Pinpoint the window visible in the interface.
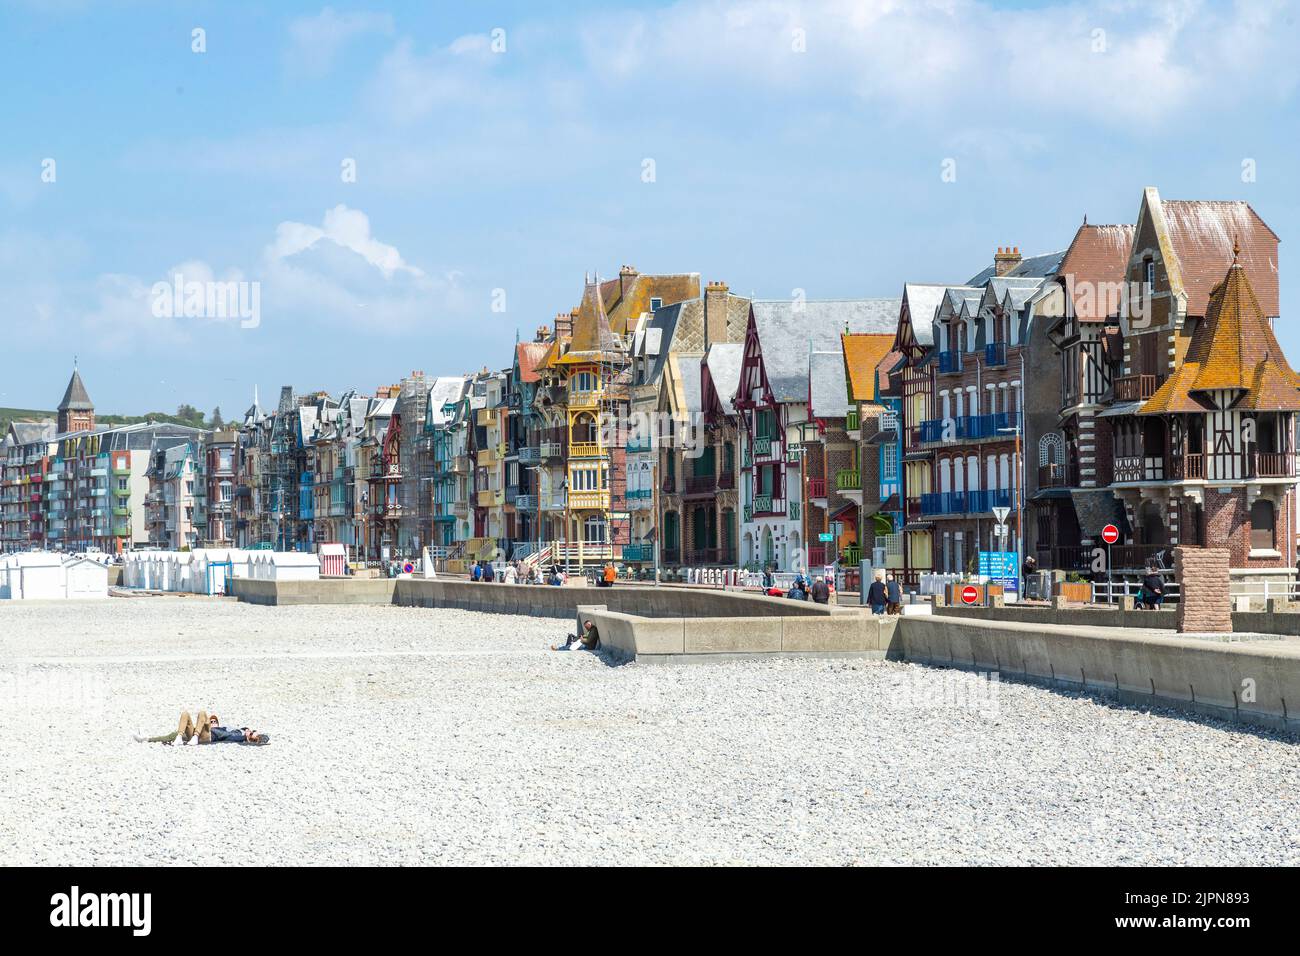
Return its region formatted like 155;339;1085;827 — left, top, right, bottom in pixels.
1250;499;1276;551
881;444;898;481
650;297;662;311
583;516;606;543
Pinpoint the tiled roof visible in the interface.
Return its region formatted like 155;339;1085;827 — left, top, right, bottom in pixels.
515;343;549;383
1142;259;1300;414
966;249;1065;285
1056;223;1137;322
840;333;894;401
1160;198;1279;318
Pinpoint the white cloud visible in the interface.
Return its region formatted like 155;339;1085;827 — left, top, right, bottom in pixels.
285;6;394;78
265;204;422;278
578;0;1299;129
365;34;503;123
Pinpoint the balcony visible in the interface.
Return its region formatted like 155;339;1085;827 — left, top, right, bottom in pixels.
845;408;860;434
752;493;775;514
1246;452;1296;479
476;489;503;507
919;412;1011;444
967;489;1016;513
540;442;563;460
984;341;1008;367
1036;546;1094;573
475;407;499;426
751;436;773;458
788;500;800;520
1113;456;1164;483
112;506;129;517
835;470;860;491
567;489;609;510
920;491;968;516
626;436;653;453
807;477;826;499
621;543;653;562
1038;462;1076;487
544;493;567;511
515;494;537;511
476;448;497;467
662;475;678;494
937;350;963;374
518;446;541;465
452;455;471;473
718;471;736;490
683;474;716;496
1114;373;1164;402
843;544;862;566
569;442;602;458
568;389;602;409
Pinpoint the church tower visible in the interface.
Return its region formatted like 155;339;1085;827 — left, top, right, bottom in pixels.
57;366;95;434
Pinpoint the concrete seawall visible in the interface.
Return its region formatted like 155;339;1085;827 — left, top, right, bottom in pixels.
575;604;899;663
232;578;397;606
936;603;1300;635
898;615;1300;732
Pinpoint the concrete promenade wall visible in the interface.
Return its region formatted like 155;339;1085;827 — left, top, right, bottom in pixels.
574;604;899;663
390;579;844;620
936;603;1300;635
232;578;397;606
899;615;1300;731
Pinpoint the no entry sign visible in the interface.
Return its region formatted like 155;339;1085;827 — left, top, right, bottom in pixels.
960;584;980;605
1101;524;1120;545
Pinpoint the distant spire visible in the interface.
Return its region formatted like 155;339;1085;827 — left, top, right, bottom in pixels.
1232;236;1241;264
1082;214;1088;225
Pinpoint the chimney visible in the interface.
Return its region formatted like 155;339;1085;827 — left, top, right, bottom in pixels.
553;311;573;339
994;246;1022;277
704;279;731;350
535;325;549;343
619;264;638;299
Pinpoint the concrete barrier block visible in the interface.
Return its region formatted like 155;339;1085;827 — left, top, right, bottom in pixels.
780;616;872;653
684;617;781;655
631;618;686;656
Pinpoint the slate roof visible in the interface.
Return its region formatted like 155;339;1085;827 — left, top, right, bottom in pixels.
8;420;56;446
809;350;852;419
426;376;469;426
702;343;743;416
898;283;949;347
966;250;1065;286
676;355;703;414
58;369;93;411
1142;259;1300;414
750;298;901;403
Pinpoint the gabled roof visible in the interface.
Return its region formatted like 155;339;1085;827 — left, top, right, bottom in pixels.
702;343;744;417
810;350;853;419
750;299;901;403
1056;222;1136;322
8;420;56;446
426;376;469;426
58;369;93;411
515;342;549;384
841;333;895;401
897;283;949;347
1142;258;1300;414
1151;193;1279;318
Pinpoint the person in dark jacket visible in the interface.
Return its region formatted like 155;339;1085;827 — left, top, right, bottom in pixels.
811;575;831;604
761;565;774;590
471;561;482;582
787;579;808;600
866;575;888;615
1139;565;1164;609
885;573;902;614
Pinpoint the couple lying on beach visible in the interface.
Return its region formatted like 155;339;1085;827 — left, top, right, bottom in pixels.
134;711;270;746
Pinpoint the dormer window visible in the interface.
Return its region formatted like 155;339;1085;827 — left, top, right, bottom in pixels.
650;297;662;311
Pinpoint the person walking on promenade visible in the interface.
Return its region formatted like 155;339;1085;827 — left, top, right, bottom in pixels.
811;575;831;604
483;561;495;582
1139;564;1165;610
885;573;902;615
866;573;888;615
471;561;482;582
503;563;518;584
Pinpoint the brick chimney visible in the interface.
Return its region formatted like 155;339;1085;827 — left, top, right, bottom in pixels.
704;279;731;350
553;311;573;339
619;264;638;299
534;325;550;343
994;246;1022;277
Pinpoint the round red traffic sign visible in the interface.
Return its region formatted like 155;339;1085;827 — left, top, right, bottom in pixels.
960;585;980;605
1101;524;1120;545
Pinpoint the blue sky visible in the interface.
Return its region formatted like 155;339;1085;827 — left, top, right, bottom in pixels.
1;0;1298;416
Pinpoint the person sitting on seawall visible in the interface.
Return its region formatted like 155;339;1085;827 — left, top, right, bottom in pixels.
1139;564;1165;610
551;619;601;651
134;711;269;746
866;572;888;615
597;562;617;588
787;577;808;600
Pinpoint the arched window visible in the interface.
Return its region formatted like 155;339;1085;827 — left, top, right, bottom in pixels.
1039;432;1064;466
1250;499;1275;551
571;413;597;444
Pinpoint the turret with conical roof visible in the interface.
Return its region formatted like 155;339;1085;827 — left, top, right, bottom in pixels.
57;366;95;434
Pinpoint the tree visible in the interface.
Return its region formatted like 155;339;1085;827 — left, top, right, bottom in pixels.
175;404;202;425
211;406;224;429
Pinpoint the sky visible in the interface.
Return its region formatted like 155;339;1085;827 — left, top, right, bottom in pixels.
1;0;1298;416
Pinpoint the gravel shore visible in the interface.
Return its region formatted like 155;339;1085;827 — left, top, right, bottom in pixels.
1;598;1296;865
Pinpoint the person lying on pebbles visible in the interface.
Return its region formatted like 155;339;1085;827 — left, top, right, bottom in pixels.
133;711;270;746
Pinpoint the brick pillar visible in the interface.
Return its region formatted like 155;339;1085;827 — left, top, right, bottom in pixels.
1174;546;1232;634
